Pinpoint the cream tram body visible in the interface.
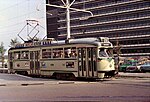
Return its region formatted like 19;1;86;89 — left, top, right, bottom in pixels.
8;37;115;79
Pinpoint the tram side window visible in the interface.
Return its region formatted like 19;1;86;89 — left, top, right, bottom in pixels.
14;52;20;59
42;49;51;58
78;48;86;58
52;48;63;58
93;48;97;58
20;51;29;59
64;47;77;58
70;47;77;58
78;49;81;58
8;53;13;60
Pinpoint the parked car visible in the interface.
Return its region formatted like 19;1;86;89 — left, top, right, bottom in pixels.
119;60;138;72
126;65;141;72
140;62;150;72
119;64;129;72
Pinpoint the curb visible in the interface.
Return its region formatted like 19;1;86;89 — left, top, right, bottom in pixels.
0;81;90;86
117;72;150;78
0;84;6;86
116;75;150;78
57;81;75;84
21;83;44;86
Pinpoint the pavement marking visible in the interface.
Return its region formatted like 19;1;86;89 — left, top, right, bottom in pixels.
15;74;32;79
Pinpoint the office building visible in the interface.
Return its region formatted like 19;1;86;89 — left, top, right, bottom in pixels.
46;0;150;57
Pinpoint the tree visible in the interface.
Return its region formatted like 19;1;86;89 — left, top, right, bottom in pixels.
0;42;6;68
10;38;20;47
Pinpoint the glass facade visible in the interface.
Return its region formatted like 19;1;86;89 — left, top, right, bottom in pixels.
46;0;150;56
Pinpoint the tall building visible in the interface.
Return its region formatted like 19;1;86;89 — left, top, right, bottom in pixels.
46;0;150;57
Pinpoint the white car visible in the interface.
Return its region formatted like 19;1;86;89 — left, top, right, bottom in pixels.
140;62;150;72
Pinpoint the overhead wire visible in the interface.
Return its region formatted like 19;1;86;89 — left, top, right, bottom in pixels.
0;0;28;13
0;10;44;28
0;16;45;34
0;0;45;32
0;0;45;49
0;0;46;45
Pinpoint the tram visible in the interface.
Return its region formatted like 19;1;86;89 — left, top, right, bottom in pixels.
8;37;115;79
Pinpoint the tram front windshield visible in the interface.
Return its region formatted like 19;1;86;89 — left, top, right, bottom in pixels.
99;48;113;57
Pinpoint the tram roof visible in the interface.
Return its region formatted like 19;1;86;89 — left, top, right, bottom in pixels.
9;37;112;50
53;37;109;44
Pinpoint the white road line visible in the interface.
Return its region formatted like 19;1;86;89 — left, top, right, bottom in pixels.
15;74;32;79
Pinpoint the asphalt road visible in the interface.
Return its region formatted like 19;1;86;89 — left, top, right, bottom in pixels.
0;73;150;102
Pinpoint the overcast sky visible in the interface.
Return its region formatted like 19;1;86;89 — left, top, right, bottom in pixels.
0;0;46;53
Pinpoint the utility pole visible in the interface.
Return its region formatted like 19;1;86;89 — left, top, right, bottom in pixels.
66;0;71;39
46;0;93;40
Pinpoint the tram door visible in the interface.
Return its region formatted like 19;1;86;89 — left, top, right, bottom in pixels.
78;47;97;78
30;51;40;75
8;52;13;73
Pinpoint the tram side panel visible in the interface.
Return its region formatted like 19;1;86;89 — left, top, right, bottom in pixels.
8;50;31;75
40;59;78;77
13;60;30;74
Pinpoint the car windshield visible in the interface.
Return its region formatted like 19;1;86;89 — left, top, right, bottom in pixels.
99;48;113;57
130;61;138;66
143;62;150;65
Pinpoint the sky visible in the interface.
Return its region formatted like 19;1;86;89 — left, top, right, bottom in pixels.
0;0;46;54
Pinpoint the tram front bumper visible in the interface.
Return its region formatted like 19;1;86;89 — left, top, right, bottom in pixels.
97;70;116;78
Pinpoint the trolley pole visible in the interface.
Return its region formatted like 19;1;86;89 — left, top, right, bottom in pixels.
46;0;93;41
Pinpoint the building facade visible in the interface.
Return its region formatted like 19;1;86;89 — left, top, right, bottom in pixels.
46;0;150;57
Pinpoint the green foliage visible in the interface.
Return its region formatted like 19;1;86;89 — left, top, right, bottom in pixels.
0;42;6;54
0;42;6;68
10;38;20;47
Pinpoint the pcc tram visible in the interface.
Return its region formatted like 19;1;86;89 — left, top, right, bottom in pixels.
8;37;115;79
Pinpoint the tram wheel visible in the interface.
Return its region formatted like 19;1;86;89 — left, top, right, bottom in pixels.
55;73;62;80
68;74;76;80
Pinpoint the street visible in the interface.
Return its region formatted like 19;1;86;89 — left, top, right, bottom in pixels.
0;73;150;102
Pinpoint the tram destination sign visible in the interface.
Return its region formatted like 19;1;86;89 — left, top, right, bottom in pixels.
101;43;111;46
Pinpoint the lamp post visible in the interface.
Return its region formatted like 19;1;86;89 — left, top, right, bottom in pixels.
46;0;93;40
66;0;71;39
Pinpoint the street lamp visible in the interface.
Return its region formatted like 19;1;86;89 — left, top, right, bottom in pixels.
46;0;93;41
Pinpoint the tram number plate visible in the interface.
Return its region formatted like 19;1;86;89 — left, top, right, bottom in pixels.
66;62;74;68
